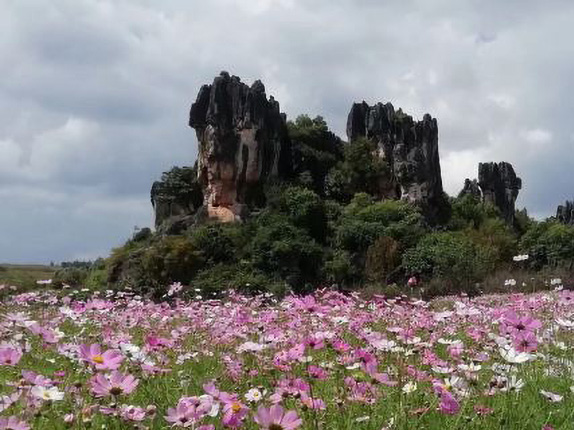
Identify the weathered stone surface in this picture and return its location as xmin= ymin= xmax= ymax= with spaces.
xmin=189 ymin=71 xmax=292 ymax=222
xmin=478 ymin=162 xmax=522 ymax=224
xmin=556 ymin=200 xmax=574 ymax=225
xmin=151 ymin=165 xmax=203 ymax=230
xmin=346 ymin=101 xmax=444 ymax=206
xmin=459 ymin=178 xmax=482 ymax=199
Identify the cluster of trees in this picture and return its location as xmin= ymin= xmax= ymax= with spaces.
xmin=93 ymin=115 xmax=574 ymax=298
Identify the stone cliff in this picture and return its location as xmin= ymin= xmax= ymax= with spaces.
xmin=556 ymin=200 xmax=574 ymax=225
xmin=189 ymin=71 xmax=292 ymax=222
xmin=346 ymin=101 xmax=444 ymax=206
xmin=460 ymin=162 xmax=522 ymax=224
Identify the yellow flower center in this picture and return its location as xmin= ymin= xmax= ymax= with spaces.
xmin=231 ymin=402 xmax=242 ymax=413
xmin=92 ymin=355 xmax=104 ymax=364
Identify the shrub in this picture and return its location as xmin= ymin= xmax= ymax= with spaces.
xmin=402 ymin=232 xmax=494 ymax=295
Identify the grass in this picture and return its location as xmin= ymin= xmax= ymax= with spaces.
xmin=0 ymin=264 xmax=57 ymax=290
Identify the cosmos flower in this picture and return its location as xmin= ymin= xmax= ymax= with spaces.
xmin=79 ymin=344 xmax=123 ymax=370
xmin=90 ymin=371 xmax=139 ymax=397
xmin=253 ymin=405 xmax=303 ymax=430
xmin=30 ymin=386 xmax=65 ymax=401
xmin=0 ymin=416 xmax=30 ymax=430
xmin=0 ymin=346 xmax=22 ymax=366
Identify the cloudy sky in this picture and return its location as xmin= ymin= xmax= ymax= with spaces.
xmin=2 ymin=0 xmax=573 ymax=263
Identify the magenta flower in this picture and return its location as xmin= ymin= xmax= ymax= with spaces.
xmin=220 ymin=393 xmax=249 ymax=428
xmin=438 ymin=392 xmax=460 ymax=415
xmin=254 ymin=405 xmax=303 ymax=430
xmin=0 ymin=416 xmax=30 ymax=430
xmin=514 ymin=331 xmax=538 ymax=352
xmin=165 ymin=399 xmax=207 ymax=427
xmin=90 ymin=371 xmax=139 ymax=397
xmin=80 ymin=344 xmax=123 ymax=370
xmin=119 ymin=405 xmax=147 ymax=422
xmin=0 ymin=346 xmax=22 ymax=367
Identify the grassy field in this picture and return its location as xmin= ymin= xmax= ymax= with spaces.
xmin=0 ymin=264 xmax=57 ymax=289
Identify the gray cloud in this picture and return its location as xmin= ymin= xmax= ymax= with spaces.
xmin=1 ymin=0 xmax=573 ymax=263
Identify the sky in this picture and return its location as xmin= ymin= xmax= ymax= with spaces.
xmin=1 ymin=0 xmax=573 ymax=264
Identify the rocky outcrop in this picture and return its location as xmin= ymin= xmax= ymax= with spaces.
xmin=151 ymin=165 xmax=203 ymax=231
xmin=556 ymin=200 xmax=574 ymax=225
xmin=346 ymin=102 xmax=444 ymax=206
xmin=189 ymin=72 xmax=292 ymax=222
xmin=459 ymin=178 xmax=482 ymax=199
xmin=477 ymin=162 xmax=522 ymax=224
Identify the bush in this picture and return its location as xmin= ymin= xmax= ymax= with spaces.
xmin=191 ymin=263 xmax=287 ymax=297
xmin=249 ymin=213 xmax=324 ymax=292
xmin=520 ymin=221 xmax=574 ymax=269
xmin=402 ymin=232 xmax=494 ymax=295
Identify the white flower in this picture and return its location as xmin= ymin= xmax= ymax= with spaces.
xmin=346 ymin=363 xmax=361 ymax=370
xmin=355 ymin=416 xmax=370 ymax=423
xmin=237 ymin=342 xmax=266 ymax=353
xmin=556 ymin=318 xmax=574 ymax=329
xmin=551 ymin=278 xmax=562 ymax=286
xmin=31 ymin=386 xmax=65 ymax=401
xmin=371 ymin=339 xmax=396 ymax=351
xmin=513 ymin=254 xmax=529 ymax=262
xmin=540 ymin=390 xmax=563 ymax=402
xmin=402 ymin=382 xmax=417 ymax=394
xmin=502 ymin=375 xmax=525 ymax=392
xmin=244 ymin=388 xmax=263 ymax=403
xmin=504 ymin=279 xmax=517 ymax=287
xmin=36 ymin=279 xmax=53 ymax=285
xmin=167 ymin=282 xmax=184 ymax=296
xmin=458 ymin=363 xmax=482 ymax=373
xmin=499 ymin=347 xmax=534 ymax=364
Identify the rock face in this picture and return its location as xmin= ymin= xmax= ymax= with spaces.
xmin=151 ymin=165 xmax=203 ymax=232
xmin=477 ymin=162 xmax=522 ymax=224
xmin=346 ymin=101 xmax=444 ymax=206
xmin=556 ymin=200 xmax=574 ymax=225
xmin=189 ymin=72 xmax=292 ymax=222
xmin=459 ymin=178 xmax=482 ymax=199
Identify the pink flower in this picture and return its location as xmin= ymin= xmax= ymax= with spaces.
xmin=254 ymin=405 xmax=303 ymax=430
xmin=0 ymin=347 xmax=22 ymax=367
xmin=438 ymin=392 xmax=460 ymax=415
xmin=80 ymin=344 xmax=123 ymax=370
xmin=220 ymin=393 xmax=249 ymax=428
xmin=514 ymin=331 xmax=538 ymax=352
xmin=165 ymin=399 xmax=206 ymax=427
xmin=119 ymin=405 xmax=147 ymax=422
xmin=90 ymin=371 xmax=139 ymax=397
xmin=0 ymin=416 xmax=30 ymax=430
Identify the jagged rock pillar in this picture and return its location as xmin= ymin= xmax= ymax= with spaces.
xmin=189 ymin=72 xmax=291 ymax=222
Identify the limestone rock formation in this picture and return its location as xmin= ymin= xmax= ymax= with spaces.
xmin=556 ymin=200 xmax=574 ymax=225
xmin=151 ymin=165 xmax=203 ymax=232
xmin=477 ymin=162 xmax=522 ymax=224
xmin=459 ymin=178 xmax=482 ymax=199
xmin=346 ymin=101 xmax=444 ymax=206
xmin=189 ymin=71 xmax=292 ymax=222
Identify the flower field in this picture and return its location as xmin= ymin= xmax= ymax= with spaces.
xmin=1 ymin=286 xmax=574 ymax=429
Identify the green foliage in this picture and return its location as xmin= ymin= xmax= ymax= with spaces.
xmin=520 ymin=221 xmax=574 ymax=269
xmin=187 ymin=224 xmax=242 ymax=265
xmin=191 ymin=263 xmax=286 ymax=297
xmin=107 ymin=235 xmax=204 ymax=297
xmin=288 ymin=115 xmax=343 ymax=194
xmin=53 ymin=267 xmax=89 ymax=288
xmin=335 ymin=194 xmax=425 ymax=253
xmin=449 ymin=194 xmax=500 ymax=229
xmin=278 ymin=186 xmax=328 ymax=242
xmin=402 ymin=232 xmax=495 ymax=293
xmin=249 ymin=213 xmax=324 ymax=293
xmin=325 ymin=137 xmax=391 ymax=201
